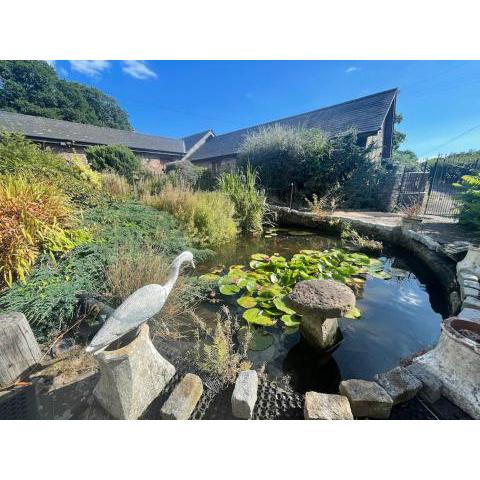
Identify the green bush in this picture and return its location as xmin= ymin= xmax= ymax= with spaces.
xmin=218 ymin=164 xmax=266 ymax=235
xmin=85 ymin=144 xmax=141 ymax=182
xmin=454 ymin=173 xmax=480 ymax=231
xmin=0 ymin=132 xmax=102 ymax=207
xmin=237 ymin=125 xmax=373 ymax=205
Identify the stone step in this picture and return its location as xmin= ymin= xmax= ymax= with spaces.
xmin=374 ymin=366 xmax=422 ymax=405
xmin=304 ymin=391 xmax=353 ymax=420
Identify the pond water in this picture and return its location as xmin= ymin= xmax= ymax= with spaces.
xmin=196 ymin=230 xmax=447 ymax=394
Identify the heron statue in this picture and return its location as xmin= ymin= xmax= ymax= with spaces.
xmin=86 ymin=251 xmax=195 ymax=354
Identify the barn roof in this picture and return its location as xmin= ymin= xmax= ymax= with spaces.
xmin=191 ymin=88 xmax=398 ymax=161
xmin=0 ymin=110 xmax=185 ymax=154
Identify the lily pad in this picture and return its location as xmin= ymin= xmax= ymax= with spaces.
xmin=237 ymin=296 xmax=257 ymax=308
xmin=288 ymin=230 xmax=314 ymax=236
xmin=243 ymin=308 xmax=276 ymax=326
xmin=344 ymin=307 xmax=362 ymax=319
xmin=368 ymin=271 xmax=392 ymax=280
xmin=198 ymin=273 xmax=220 ymax=281
xmin=281 ymin=314 xmax=301 ymax=327
xmin=273 ymin=297 xmax=296 ymax=315
xmin=219 ymin=284 xmax=241 ymax=295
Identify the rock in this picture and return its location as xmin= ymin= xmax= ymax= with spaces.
xmin=406 ymin=362 xmax=442 ymax=403
xmin=458 ymin=272 xmax=479 ymax=283
xmin=0 ymin=312 xmax=42 ymax=388
xmin=304 ymin=391 xmax=353 ymax=420
xmin=93 ymin=323 xmax=175 ymax=419
xmin=374 ymin=366 xmax=422 ymax=405
xmin=457 ymin=308 xmax=480 ymax=323
xmin=457 ymin=247 xmax=480 ymax=274
xmin=463 ymin=296 xmax=480 ymax=311
xmin=462 ymin=287 xmax=479 ymax=300
xmin=160 ymin=373 xmax=203 ymax=420
xmin=339 ymin=379 xmax=393 ymax=418
xmin=287 ymin=279 xmax=356 ymax=318
xmin=232 ymin=370 xmax=258 ymax=419
xmin=463 ymin=280 xmax=480 ymax=290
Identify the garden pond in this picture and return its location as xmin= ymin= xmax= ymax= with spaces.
xmin=195 ymin=229 xmax=447 ymax=394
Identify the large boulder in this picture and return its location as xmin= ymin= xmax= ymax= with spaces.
xmin=287 ymin=279 xmax=356 ymax=318
xmin=160 ymin=373 xmax=203 ymax=420
xmin=304 ymin=391 xmax=353 ymax=420
xmin=232 ymin=370 xmax=258 ymax=419
xmin=339 ymin=379 xmax=393 ymax=419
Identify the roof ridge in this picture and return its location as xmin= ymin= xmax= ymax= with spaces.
xmin=210 ymin=88 xmax=399 ymax=140
xmin=0 ymin=109 xmax=181 ymax=143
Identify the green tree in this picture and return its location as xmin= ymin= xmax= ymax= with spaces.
xmin=0 ymin=61 xmax=132 ymax=130
xmin=85 ymin=144 xmax=141 ymax=181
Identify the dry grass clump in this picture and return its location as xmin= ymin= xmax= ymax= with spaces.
xmin=340 ymin=223 xmax=383 ymax=253
xmin=101 ymin=171 xmax=132 ymax=199
xmin=398 ymin=201 xmax=423 ymax=219
xmin=305 ymin=192 xmax=341 ymax=217
xmin=104 ymin=244 xmax=204 ymax=339
xmin=143 ymin=184 xmax=237 ymax=247
xmin=192 ymin=306 xmax=251 ymax=384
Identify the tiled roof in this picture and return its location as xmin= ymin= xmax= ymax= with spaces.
xmin=0 ymin=110 xmax=185 ymax=154
xmin=191 ymin=89 xmax=398 ymax=161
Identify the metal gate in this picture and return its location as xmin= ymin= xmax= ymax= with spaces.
xmin=396 ymin=157 xmax=479 ymax=217
xmin=424 ymin=157 xmax=479 ymax=217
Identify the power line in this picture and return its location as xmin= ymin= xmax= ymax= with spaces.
xmin=421 ymin=122 xmax=480 ymax=157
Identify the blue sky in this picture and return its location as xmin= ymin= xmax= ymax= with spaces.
xmin=52 ymin=60 xmax=480 ymax=158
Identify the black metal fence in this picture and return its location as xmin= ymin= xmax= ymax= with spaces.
xmin=396 ymin=157 xmax=479 ymax=217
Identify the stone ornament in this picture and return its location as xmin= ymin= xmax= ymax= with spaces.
xmin=93 ymin=323 xmax=175 ymax=419
xmin=86 ymin=251 xmax=195 ymax=354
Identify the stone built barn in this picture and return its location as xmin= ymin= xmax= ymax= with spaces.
xmin=0 ymin=88 xmax=398 ymax=173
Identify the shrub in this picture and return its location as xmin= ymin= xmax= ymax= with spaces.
xmin=454 ymin=173 xmax=480 ymax=230
xmin=0 ymin=175 xmax=90 ymax=286
xmin=0 ymin=133 xmax=102 ymax=206
xmin=101 ymin=172 xmax=132 ymax=199
xmin=238 ymin=125 xmax=375 ymax=207
xmin=145 ymin=185 xmax=237 ymax=247
xmin=85 ymin=144 xmax=141 ymax=182
xmin=165 ymin=160 xmax=204 ymax=187
xmin=218 ymin=164 xmax=266 ymax=235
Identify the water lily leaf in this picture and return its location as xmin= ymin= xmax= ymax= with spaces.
xmin=211 ymin=265 xmax=225 ymax=274
xmin=237 ymin=296 xmax=257 ymax=308
xmin=219 ymin=284 xmax=241 ymax=295
xmin=251 ymin=253 xmax=270 ymax=261
xmin=270 ymin=273 xmax=279 ymax=283
xmin=368 ymin=270 xmax=392 ymax=280
xmin=250 ymin=260 xmax=269 ymax=269
xmin=273 ymin=297 xmax=296 ymax=315
xmin=281 ymin=314 xmax=301 ymax=327
xmin=229 ymin=264 xmax=245 ymax=270
xmin=243 ymin=308 xmax=276 ymax=326
xmin=283 ymin=326 xmax=299 ymax=335
xmin=344 ymin=307 xmax=361 ymax=319
xmin=288 ymin=230 xmax=314 ymax=236
xmin=258 ymin=285 xmax=283 ymax=298
xmin=198 ymin=273 xmax=220 ymax=282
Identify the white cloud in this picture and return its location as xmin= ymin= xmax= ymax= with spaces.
xmin=69 ymin=60 xmax=111 ymax=77
xmin=345 ymin=66 xmax=360 ymax=73
xmin=122 ymin=60 xmax=157 ymax=80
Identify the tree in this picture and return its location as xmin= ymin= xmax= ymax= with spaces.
xmin=0 ymin=61 xmax=132 ymax=130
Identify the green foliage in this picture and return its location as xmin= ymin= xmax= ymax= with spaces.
xmin=145 ymin=185 xmax=237 ymax=247
xmin=392 ymin=149 xmax=419 ymax=167
xmin=85 ymin=144 xmax=141 ymax=182
xmin=238 ymin=125 xmax=374 ymax=204
xmin=393 ymin=113 xmax=406 ymax=151
xmin=0 ymin=132 xmax=102 ymax=206
xmin=454 ymin=173 xmax=480 ymax=231
xmin=217 ymin=164 xmax=266 ymax=235
xmin=204 ymin=249 xmax=390 ymax=331
xmin=0 ymin=61 xmax=131 ymax=129
xmin=0 ymin=201 xmax=206 ymax=342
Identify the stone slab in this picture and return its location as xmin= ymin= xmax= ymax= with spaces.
xmin=463 ymin=280 xmax=480 ymax=290
xmin=458 ymin=272 xmax=479 ymax=284
xmin=160 ymin=373 xmax=203 ymax=420
xmin=304 ymin=391 xmax=353 ymax=420
xmin=462 ymin=296 xmax=480 ymax=311
xmin=406 ymin=362 xmax=442 ymax=403
xmin=232 ymin=370 xmax=258 ymax=419
xmin=339 ymin=379 xmax=393 ymax=419
xmin=374 ymin=366 xmax=422 ymax=405
xmin=457 ymin=308 xmax=480 ymax=323
xmin=462 ymin=287 xmax=479 ymax=300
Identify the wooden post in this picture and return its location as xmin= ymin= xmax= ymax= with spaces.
xmin=0 ymin=312 xmax=42 ymax=388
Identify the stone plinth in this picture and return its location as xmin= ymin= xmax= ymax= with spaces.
xmin=286 ymin=280 xmax=355 ymax=350
xmin=93 ymin=323 xmax=175 ymax=419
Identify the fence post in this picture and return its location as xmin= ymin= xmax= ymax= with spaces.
xmin=423 ymin=156 xmax=440 ymax=215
